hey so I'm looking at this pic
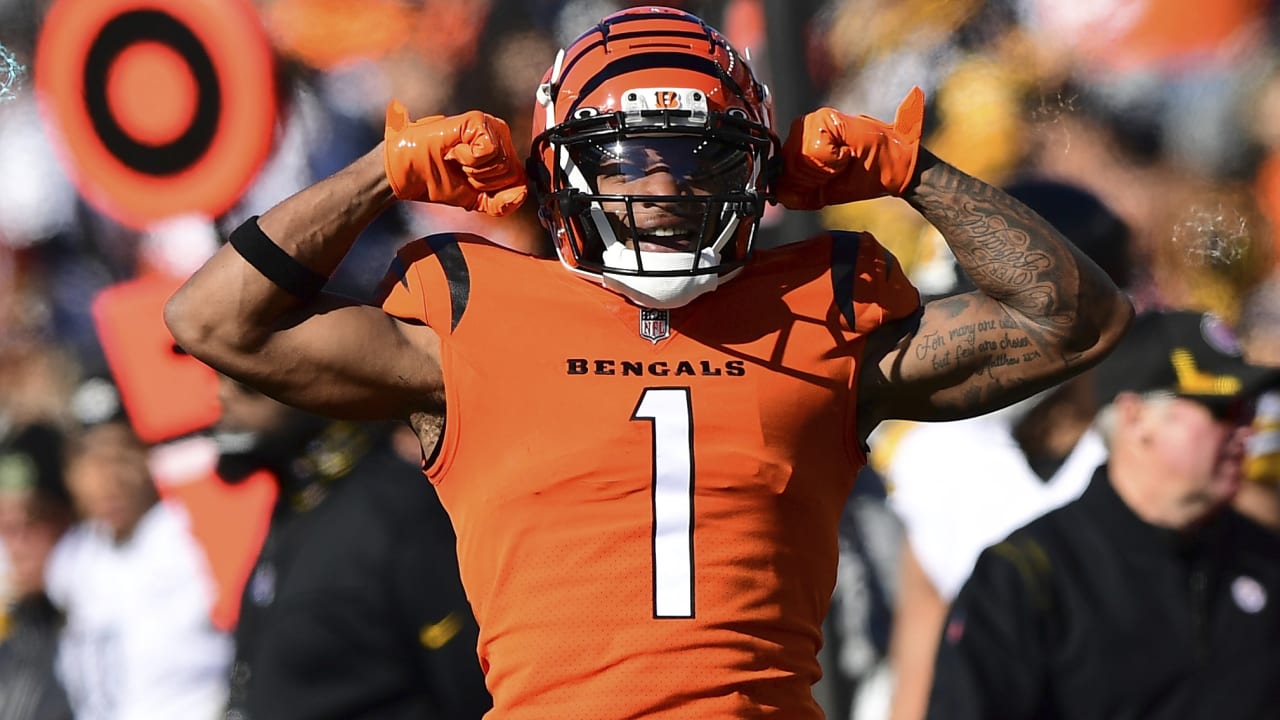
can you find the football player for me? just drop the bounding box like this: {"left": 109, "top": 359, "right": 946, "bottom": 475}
{"left": 166, "top": 6, "right": 1132, "bottom": 718}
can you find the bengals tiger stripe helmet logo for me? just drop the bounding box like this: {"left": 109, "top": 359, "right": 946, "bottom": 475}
{"left": 528, "top": 6, "right": 778, "bottom": 309}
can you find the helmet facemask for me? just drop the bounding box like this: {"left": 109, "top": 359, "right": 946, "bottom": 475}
{"left": 533, "top": 98, "right": 776, "bottom": 309}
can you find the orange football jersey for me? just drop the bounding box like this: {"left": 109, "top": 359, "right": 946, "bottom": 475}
{"left": 379, "top": 230, "right": 919, "bottom": 719}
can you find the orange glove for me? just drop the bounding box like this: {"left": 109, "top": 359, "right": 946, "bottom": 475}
{"left": 776, "top": 87, "right": 925, "bottom": 210}
{"left": 383, "top": 101, "right": 528, "bottom": 216}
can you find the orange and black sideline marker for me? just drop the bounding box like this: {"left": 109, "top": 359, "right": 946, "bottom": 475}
{"left": 36, "top": 0, "right": 276, "bottom": 228}
{"left": 91, "top": 272, "right": 221, "bottom": 444}
{"left": 93, "top": 272, "right": 276, "bottom": 634}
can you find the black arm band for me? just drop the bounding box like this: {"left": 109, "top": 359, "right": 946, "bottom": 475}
{"left": 228, "top": 216, "right": 328, "bottom": 300}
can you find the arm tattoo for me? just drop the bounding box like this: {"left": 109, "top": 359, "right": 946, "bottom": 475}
{"left": 906, "top": 155, "right": 1085, "bottom": 342}
{"left": 864, "top": 152, "right": 1130, "bottom": 421}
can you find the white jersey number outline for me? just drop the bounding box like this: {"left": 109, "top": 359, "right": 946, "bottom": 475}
{"left": 632, "top": 387, "right": 695, "bottom": 618}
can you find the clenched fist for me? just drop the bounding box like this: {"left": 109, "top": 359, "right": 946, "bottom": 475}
{"left": 384, "top": 101, "right": 528, "bottom": 217}
{"left": 776, "top": 87, "right": 925, "bottom": 210}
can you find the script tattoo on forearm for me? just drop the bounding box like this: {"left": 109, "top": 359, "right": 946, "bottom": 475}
{"left": 907, "top": 160, "right": 1083, "bottom": 343}
{"left": 913, "top": 295, "right": 1046, "bottom": 385}
{"left": 901, "top": 237, "right": 1080, "bottom": 412}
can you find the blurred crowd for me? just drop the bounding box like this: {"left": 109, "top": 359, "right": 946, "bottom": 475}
{"left": 1, "top": 0, "right": 1280, "bottom": 719}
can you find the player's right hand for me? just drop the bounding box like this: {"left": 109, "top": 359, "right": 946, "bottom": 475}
{"left": 775, "top": 87, "right": 925, "bottom": 210}
{"left": 384, "top": 101, "right": 528, "bottom": 216}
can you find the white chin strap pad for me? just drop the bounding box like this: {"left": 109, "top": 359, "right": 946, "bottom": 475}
{"left": 600, "top": 245, "right": 721, "bottom": 309}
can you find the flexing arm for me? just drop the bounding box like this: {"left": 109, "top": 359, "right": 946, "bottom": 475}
{"left": 164, "top": 148, "right": 439, "bottom": 420}
{"left": 858, "top": 151, "right": 1132, "bottom": 427}
{"left": 777, "top": 89, "right": 1131, "bottom": 431}
{"left": 165, "top": 107, "right": 527, "bottom": 421}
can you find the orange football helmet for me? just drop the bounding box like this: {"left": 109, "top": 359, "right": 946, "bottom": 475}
{"left": 528, "top": 5, "right": 778, "bottom": 308}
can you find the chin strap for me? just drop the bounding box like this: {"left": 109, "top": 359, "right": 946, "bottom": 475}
{"left": 600, "top": 245, "right": 722, "bottom": 308}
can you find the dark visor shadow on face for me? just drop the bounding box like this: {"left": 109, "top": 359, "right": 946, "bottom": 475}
{"left": 575, "top": 136, "right": 753, "bottom": 194}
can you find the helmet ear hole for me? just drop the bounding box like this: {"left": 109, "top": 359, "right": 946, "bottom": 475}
{"left": 526, "top": 155, "right": 556, "bottom": 230}
{"left": 526, "top": 155, "right": 553, "bottom": 199}
{"left": 559, "top": 193, "right": 585, "bottom": 218}
{"left": 524, "top": 156, "right": 544, "bottom": 186}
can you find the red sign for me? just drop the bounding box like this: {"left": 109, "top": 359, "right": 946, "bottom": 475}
{"left": 92, "top": 273, "right": 221, "bottom": 443}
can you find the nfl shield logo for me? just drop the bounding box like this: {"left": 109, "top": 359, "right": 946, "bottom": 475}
{"left": 639, "top": 308, "right": 670, "bottom": 343}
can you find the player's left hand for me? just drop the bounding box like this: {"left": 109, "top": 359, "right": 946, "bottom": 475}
{"left": 776, "top": 86, "right": 925, "bottom": 210}
{"left": 384, "top": 101, "right": 528, "bottom": 216}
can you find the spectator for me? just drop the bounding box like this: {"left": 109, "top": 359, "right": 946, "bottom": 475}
{"left": 883, "top": 178, "right": 1132, "bottom": 720}
{"left": 0, "top": 423, "right": 74, "bottom": 720}
{"left": 214, "top": 377, "right": 490, "bottom": 720}
{"left": 1238, "top": 389, "right": 1280, "bottom": 531}
{"left": 928, "top": 309, "right": 1280, "bottom": 720}
{"left": 46, "top": 420, "right": 232, "bottom": 720}
{"left": 827, "top": 465, "right": 903, "bottom": 720}
{"left": 1236, "top": 277, "right": 1280, "bottom": 531}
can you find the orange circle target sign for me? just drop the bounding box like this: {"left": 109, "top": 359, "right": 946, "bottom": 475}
{"left": 35, "top": 0, "right": 276, "bottom": 229}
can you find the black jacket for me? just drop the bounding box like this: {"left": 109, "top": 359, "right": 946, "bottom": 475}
{"left": 227, "top": 429, "right": 491, "bottom": 720}
{"left": 928, "top": 466, "right": 1280, "bottom": 720}
{"left": 0, "top": 595, "right": 73, "bottom": 720}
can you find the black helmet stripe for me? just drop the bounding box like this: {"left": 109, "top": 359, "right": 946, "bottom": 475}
{"left": 560, "top": 9, "right": 706, "bottom": 51}
{"left": 558, "top": 29, "right": 722, "bottom": 87}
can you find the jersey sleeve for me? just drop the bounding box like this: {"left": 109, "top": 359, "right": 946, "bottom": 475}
{"left": 375, "top": 240, "right": 435, "bottom": 326}
{"left": 848, "top": 231, "right": 921, "bottom": 334}
{"left": 376, "top": 233, "right": 484, "bottom": 336}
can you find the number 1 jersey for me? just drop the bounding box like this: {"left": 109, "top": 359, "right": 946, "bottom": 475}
{"left": 378, "top": 230, "right": 920, "bottom": 719}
